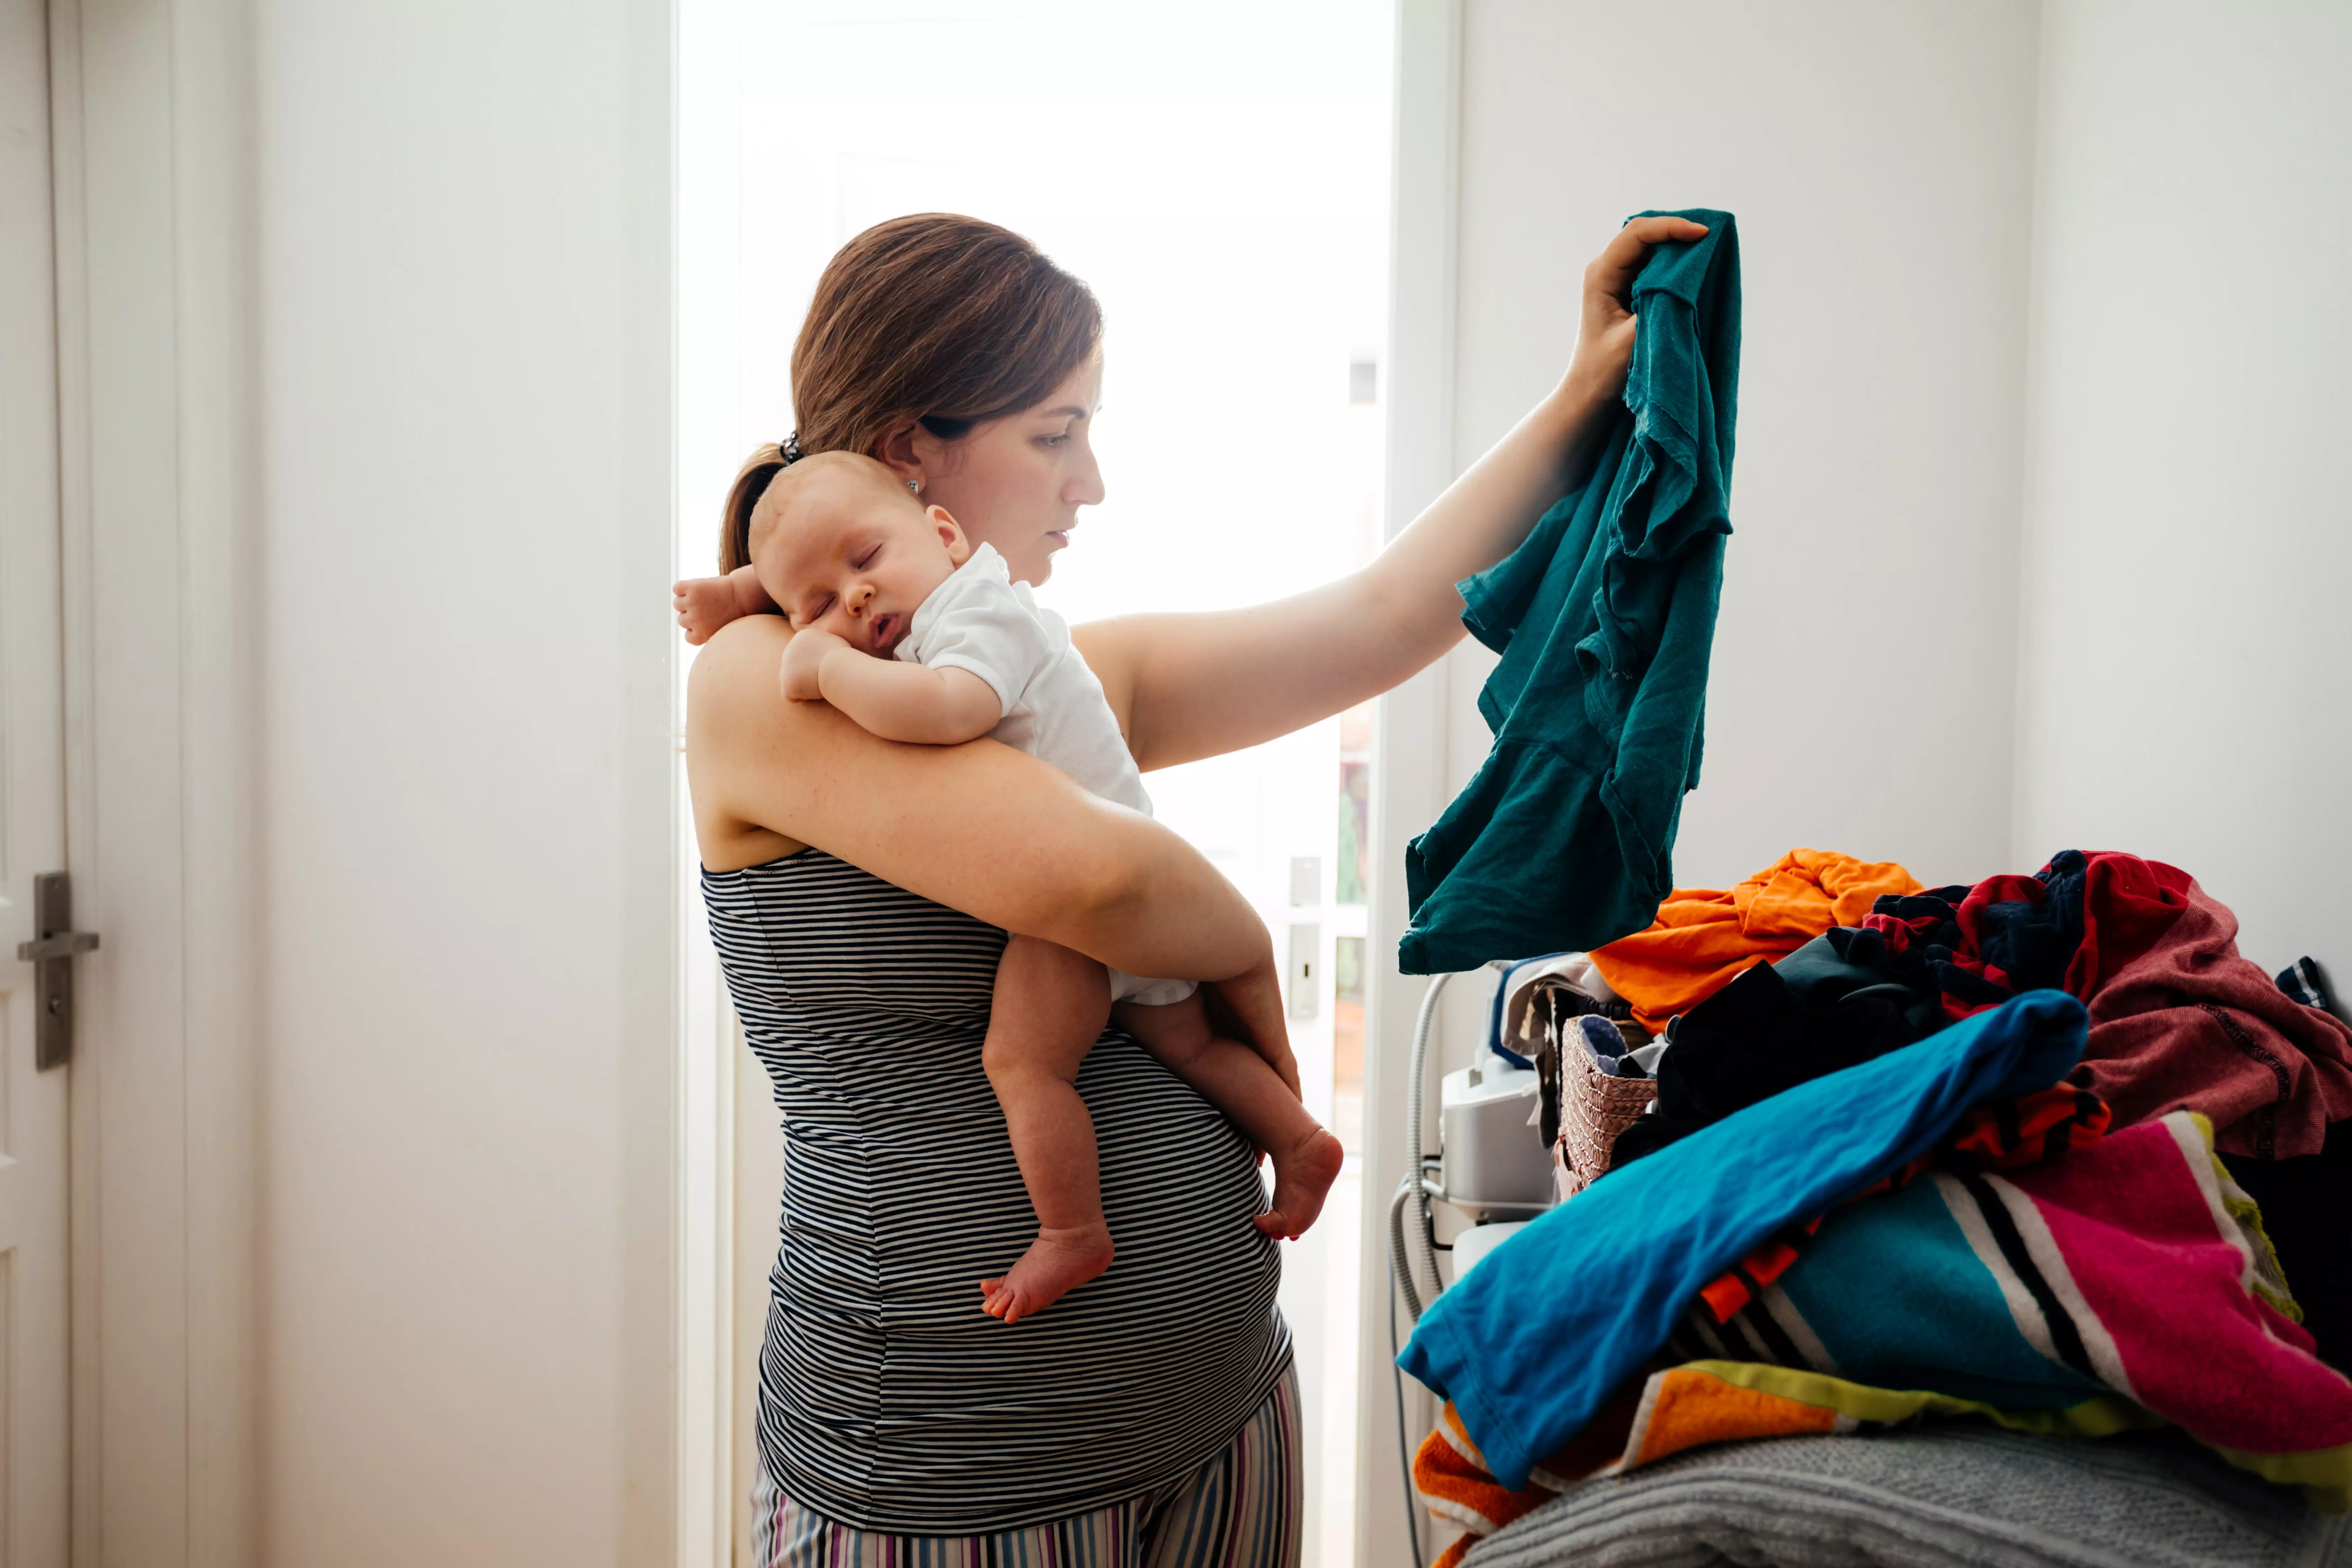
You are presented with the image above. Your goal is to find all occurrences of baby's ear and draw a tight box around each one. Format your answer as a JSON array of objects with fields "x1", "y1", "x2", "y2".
[{"x1": 930, "y1": 506, "x2": 971, "y2": 565}]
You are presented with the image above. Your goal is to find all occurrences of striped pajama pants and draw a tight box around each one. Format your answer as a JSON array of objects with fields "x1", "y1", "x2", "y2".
[{"x1": 753, "y1": 1366, "x2": 1303, "y2": 1568}]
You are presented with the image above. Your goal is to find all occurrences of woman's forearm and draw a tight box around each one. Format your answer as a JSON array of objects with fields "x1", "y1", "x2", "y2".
[
  {"x1": 1088, "y1": 215, "x2": 1708, "y2": 774},
  {"x1": 692, "y1": 616, "x2": 1273, "y2": 982},
  {"x1": 889, "y1": 789, "x2": 1275, "y2": 982},
  {"x1": 1357, "y1": 369, "x2": 1618, "y2": 657},
  {"x1": 1056, "y1": 815, "x2": 1274, "y2": 982},
  {"x1": 1361, "y1": 216, "x2": 1709, "y2": 642},
  {"x1": 1087, "y1": 382, "x2": 1616, "y2": 773}
]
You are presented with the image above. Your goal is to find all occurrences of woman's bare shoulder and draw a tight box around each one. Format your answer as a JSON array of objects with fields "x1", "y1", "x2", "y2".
[
  {"x1": 689, "y1": 612, "x2": 791, "y2": 709},
  {"x1": 686, "y1": 615, "x2": 813, "y2": 869}
]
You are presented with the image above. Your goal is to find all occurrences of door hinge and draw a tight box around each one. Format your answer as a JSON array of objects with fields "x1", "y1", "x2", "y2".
[{"x1": 16, "y1": 871, "x2": 98, "y2": 1070}]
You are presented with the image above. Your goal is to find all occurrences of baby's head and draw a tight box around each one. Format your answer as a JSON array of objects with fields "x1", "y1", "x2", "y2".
[{"x1": 748, "y1": 451, "x2": 971, "y2": 657}]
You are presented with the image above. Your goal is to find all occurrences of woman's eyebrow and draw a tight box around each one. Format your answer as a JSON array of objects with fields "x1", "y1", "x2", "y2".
[{"x1": 1040, "y1": 405, "x2": 1089, "y2": 419}]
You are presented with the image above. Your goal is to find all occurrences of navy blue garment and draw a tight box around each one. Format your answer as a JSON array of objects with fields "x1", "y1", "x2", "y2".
[
  {"x1": 1859, "y1": 850, "x2": 2115, "y2": 1016},
  {"x1": 1400, "y1": 211, "x2": 1740, "y2": 974},
  {"x1": 1397, "y1": 990, "x2": 2090, "y2": 1491},
  {"x1": 1974, "y1": 849, "x2": 2093, "y2": 994},
  {"x1": 2280, "y1": 955, "x2": 2346, "y2": 1021},
  {"x1": 1608, "y1": 938, "x2": 1941, "y2": 1169}
]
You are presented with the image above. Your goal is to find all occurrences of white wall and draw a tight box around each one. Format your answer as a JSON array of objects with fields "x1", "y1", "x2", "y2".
[
  {"x1": 1444, "y1": 0, "x2": 2041, "y2": 895},
  {"x1": 1377, "y1": 7, "x2": 2348, "y2": 1557},
  {"x1": 1409, "y1": 0, "x2": 2048, "y2": 1313},
  {"x1": 2015, "y1": 1, "x2": 2352, "y2": 972},
  {"x1": 1364, "y1": 8, "x2": 2042, "y2": 1565},
  {"x1": 252, "y1": 4, "x2": 677, "y2": 1564},
  {"x1": 1437, "y1": 0, "x2": 2352, "y2": 971}
]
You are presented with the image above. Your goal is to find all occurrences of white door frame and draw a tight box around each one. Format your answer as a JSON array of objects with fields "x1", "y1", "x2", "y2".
[
  {"x1": 2, "y1": 0, "x2": 74, "y2": 1556},
  {"x1": 1357, "y1": 2, "x2": 1463, "y2": 1565},
  {"x1": 49, "y1": 3, "x2": 697, "y2": 1562},
  {"x1": 47, "y1": 0, "x2": 260, "y2": 1561}
]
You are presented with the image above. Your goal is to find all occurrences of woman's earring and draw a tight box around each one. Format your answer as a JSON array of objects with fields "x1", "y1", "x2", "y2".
[{"x1": 906, "y1": 479, "x2": 921, "y2": 494}]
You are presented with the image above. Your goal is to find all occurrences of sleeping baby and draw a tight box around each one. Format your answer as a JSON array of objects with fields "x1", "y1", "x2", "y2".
[{"x1": 681, "y1": 450, "x2": 1343, "y2": 1323}]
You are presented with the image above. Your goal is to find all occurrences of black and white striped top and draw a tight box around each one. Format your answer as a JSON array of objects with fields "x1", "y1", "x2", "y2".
[{"x1": 705, "y1": 850, "x2": 1292, "y2": 1533}]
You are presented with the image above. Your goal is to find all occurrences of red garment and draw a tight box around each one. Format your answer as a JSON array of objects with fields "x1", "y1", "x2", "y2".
[
  {"x1": 1956, "y1": 852, "x2": 2194, "y2": 999},
  {"x1": 1860, "y1": 850, "x2": 2197, "y2": 1026},
  {"x1": 2079, "y1": 880, "x2": 2352, "y2": 1158}
]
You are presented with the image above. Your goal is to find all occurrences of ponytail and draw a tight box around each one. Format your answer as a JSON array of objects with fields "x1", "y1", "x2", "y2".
[{"x1": 716, "y1": 434, "x2": 805, "y2": 574}]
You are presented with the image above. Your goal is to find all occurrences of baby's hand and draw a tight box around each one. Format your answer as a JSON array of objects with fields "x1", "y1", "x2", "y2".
[
  {"x1": 780, "y1": 628, "x2": 851, "y2": 702},
  {"x1": 674, "y1": 575, "x2": 746, "y2": 645}
]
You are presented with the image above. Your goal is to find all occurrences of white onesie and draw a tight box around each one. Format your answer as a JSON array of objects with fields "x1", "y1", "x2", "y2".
[{"x1": 895, "y1": 542, "x2": 1195, "y2": 1007}]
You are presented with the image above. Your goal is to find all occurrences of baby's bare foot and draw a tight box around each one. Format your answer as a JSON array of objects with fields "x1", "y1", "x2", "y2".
[
  {"x1": 977, "y1": 1223, "x2": 1115, "y2": 1325},
  {"x1": 1256, "y1": 1126, "x2": 1346, "y2": 1240}
]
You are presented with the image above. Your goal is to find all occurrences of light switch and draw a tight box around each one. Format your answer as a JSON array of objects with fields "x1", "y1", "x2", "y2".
[{"x1": 1287, "y1": 922, "x2": 1321, "y2": 1021}]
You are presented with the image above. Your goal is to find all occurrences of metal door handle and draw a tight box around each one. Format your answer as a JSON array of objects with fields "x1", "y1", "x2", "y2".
[
  {"x1": 17, "y1": 931, "x2": 98, "y2": 962},
  {"x1": 18, "y1": 872, "x2": 96, "y2": 1070}
]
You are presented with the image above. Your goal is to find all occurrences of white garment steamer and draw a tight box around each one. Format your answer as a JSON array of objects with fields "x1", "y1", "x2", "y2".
[{"x1": 1384, "y1": 965, "x2": 1563, "y2": 1567}]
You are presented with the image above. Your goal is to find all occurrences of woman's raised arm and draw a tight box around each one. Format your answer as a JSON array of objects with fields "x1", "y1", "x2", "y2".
[
  {"x1": 1079, "y1": 215, "x2": 1709, "y2": 774},
  {"x1": 689, "y1": 615, "x2": 1291, "y2": 1067}
]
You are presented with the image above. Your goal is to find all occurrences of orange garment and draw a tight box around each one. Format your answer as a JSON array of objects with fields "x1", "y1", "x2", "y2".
[
  {"x1": 1590, "y1": 849, "x2": 1922, "y2": 1031},
  {"x1": 1413, "y1": 1368, "x2": 1840, "y2": 1567},
  {"x1": 1414, "y1": 1359, "x2": 2146, "y2": 1566}
]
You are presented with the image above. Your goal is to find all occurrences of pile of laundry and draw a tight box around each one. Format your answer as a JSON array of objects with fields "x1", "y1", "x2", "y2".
[{"x1": 1404, "y1": 848, "x2": 2352, "y2": 1568}]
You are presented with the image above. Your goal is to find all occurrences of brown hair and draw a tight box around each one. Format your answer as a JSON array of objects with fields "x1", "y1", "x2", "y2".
[
  {"x1": 744, "y1": 451, "x2": 921, "y2": 561},
  {"x1": 718, "y1": 214, "x2": 1102, "y2": 573}
]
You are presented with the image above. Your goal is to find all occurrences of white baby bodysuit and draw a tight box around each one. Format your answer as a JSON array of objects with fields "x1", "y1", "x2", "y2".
[{"x1": 895, "y1": 543, "x2": 1194, "y2": 1007}]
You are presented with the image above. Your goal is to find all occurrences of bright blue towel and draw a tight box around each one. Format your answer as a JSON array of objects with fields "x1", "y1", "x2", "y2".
[{"x1": 1397, "y1": 989, "x2": 2090, "y2": 1489}]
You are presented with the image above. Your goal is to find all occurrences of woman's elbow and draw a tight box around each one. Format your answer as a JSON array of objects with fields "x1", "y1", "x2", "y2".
[
  {"x1": 1062, "y1": 847, "x2": 1150, "y2": 937},
  {"x1": 1017, "y1": 827, "x2": 1157, "y2": 952}
]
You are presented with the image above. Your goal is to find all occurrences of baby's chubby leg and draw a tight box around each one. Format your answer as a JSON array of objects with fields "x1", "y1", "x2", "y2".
[
  {"x1": 1114, "y1": 991, "x2": 1345, "y2": 1241},
  {"x1": 978, "y1": 934, "x2": 1117, "y2": 1325}
]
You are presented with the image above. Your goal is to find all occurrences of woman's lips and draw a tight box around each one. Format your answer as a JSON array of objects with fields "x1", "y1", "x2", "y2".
[{"x1": 1045, "y1": 531, "x2": 1070, "y2": 550}]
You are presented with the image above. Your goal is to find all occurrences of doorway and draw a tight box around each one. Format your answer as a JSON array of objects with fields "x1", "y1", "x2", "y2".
[
  {"x1": 1, "y1": 0, "x2": 71, "y2": 1557},
  {"x1": 677, "y1": 4, "x2": 1396, "y2": 1561}
]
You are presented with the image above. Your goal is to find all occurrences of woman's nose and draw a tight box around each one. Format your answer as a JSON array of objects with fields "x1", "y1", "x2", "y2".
[{"x1": 1068, "y1": 447, "x2": 1106, "y2": 507}]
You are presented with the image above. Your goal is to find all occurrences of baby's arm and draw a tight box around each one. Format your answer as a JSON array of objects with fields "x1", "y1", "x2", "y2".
[
  {"x1": 782, "y1": 630, "x2": 1002, "y2": 746},
  {"x1": 674, "y1": 565, "x2": 773, "y2": 645}
]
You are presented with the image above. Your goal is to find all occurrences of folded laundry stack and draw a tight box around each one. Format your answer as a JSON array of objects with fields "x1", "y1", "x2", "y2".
[{"x1": 1405, "y1": 846, "x2": 2352, "y2": 1568}]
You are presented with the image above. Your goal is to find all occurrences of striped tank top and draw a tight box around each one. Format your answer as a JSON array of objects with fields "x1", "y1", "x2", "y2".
[{"x1": 705, "y1": 850, "x2": 1293, "y2": 1533}]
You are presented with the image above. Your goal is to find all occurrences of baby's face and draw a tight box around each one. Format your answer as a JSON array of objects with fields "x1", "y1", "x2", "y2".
[{"x1": 754, "y1": 471, "x2": 969, "y2": 658}]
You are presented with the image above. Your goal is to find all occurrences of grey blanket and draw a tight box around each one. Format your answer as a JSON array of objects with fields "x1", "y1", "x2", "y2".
[{"x1": 1460, "y1": 1428, "x2": 2350, "y2": 1568}]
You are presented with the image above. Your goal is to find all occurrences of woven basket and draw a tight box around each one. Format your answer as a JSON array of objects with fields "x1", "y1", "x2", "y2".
[{"x1": 1553, "y1": 1022, "x2": 1657, "y2": 1200}]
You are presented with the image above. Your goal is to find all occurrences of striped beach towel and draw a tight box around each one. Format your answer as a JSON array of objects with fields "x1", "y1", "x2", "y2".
[{"x1": 1417, "y1": 1113, "x2": 2352, "y2": 1563}]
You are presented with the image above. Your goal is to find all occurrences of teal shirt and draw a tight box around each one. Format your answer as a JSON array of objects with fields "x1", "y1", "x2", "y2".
[{"x1": 1400, "y1": 210, "x2": 1740, "y2": 974}]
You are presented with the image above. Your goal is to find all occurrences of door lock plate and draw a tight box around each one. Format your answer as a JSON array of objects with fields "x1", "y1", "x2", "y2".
[{"x1": 16, "y1": 872, "x2": 97, "y2": 1070}]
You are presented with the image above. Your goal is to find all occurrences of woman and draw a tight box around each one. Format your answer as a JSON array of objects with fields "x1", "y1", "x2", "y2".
[{"x1": 688, "y1": 210, "x2": 1706, "y2": 1565}]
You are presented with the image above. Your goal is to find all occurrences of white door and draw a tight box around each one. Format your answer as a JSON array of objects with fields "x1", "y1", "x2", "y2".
[{"x1": 0, "y1": 0, "x2": 74, "y2": 1559}]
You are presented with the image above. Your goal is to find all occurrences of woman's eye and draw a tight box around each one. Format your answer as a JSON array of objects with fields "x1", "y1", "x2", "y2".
[{"x1": 1038, "y1": 434, "x2": 1067, "y2": 449}]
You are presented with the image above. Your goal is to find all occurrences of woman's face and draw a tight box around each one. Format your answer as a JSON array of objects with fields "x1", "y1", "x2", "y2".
[{"x1": 900, "y1": 357, "x2": 1106, "y2": 586}]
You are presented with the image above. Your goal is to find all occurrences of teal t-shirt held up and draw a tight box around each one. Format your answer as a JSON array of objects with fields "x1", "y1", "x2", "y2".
[{"x1": 1400, "y1": 210, "x2": 1740, "y2": 975}]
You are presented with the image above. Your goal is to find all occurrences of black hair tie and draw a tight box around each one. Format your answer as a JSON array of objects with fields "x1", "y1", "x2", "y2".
[{"x1": 778, "y1": 432, "x2": 805, "y2": 466}]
